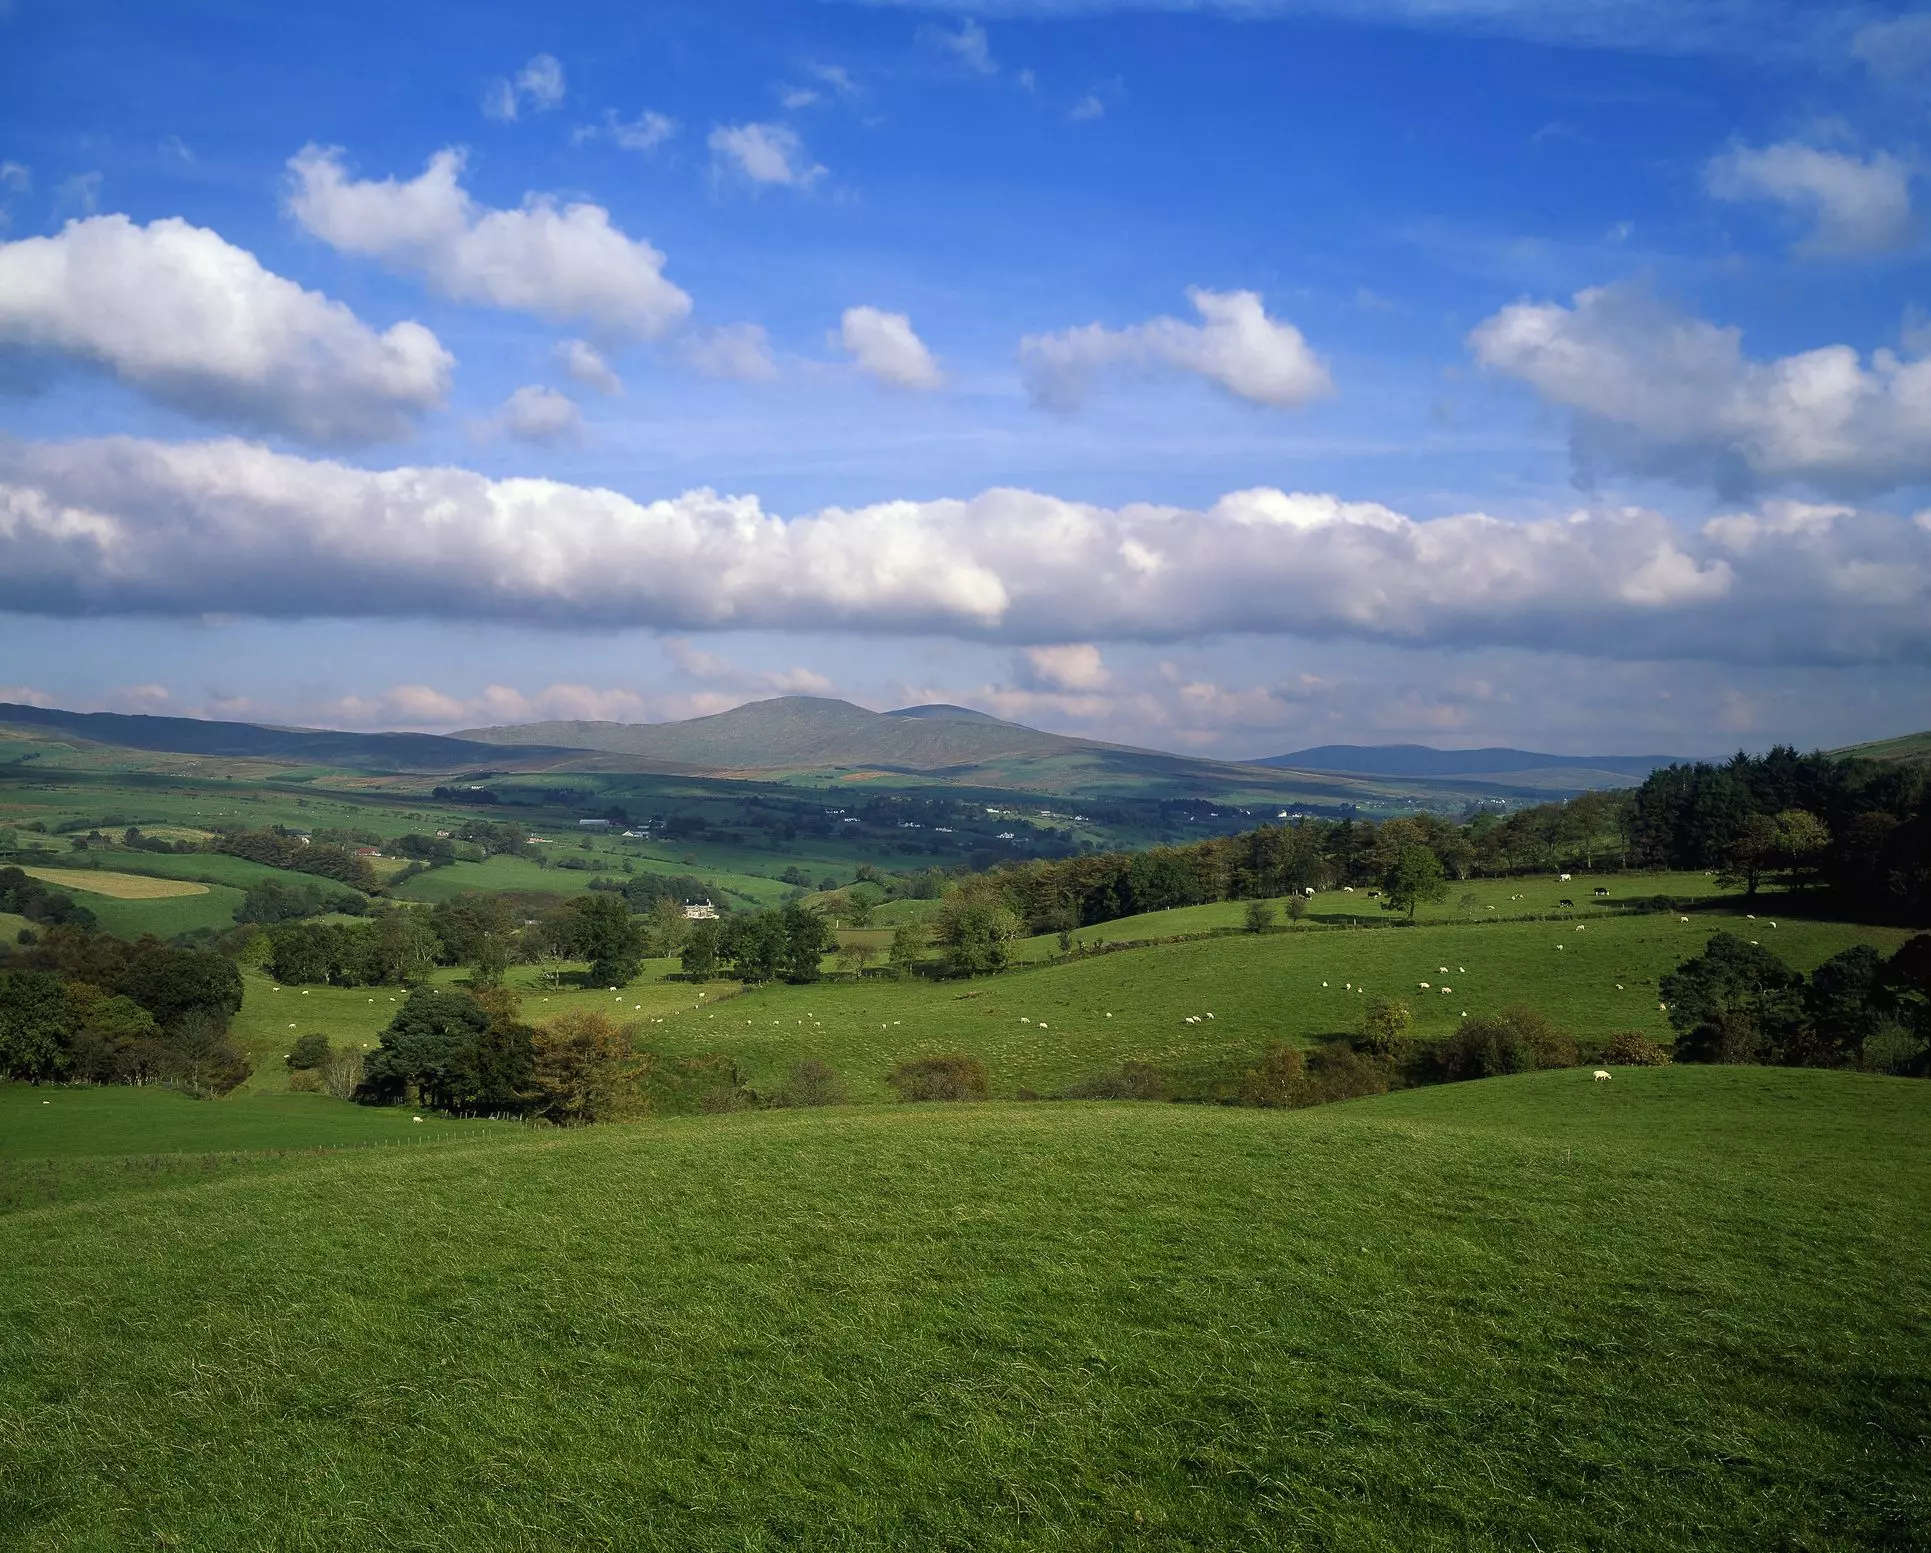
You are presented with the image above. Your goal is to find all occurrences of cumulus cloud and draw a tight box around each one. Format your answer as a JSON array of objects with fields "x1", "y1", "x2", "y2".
[
  {"x1": 1019, "y1": 644, "x2": 1110, "y2": 692},
  {"x1": 9, "y1": 434, "x2": 1931, "y2": 666},
  {"x1": 683, "y1": 322, "x2": 780, "y2": 382},
  {"x1": 554, "y1": 338, "x2": 621, "y2": 395},
  {"x1": 837, "y1": 306, "x2": 943, "y2": 390},
  {"x1": 483, "y1": 53, "x2": 566, "y2": 122},
  {"x1": 53, "y1": 172, "x2": 102, "y2": 216},
  {"x1": 572, "y1": 109, "x2": 677, "y2": 153},
  {"x1": 1470, "y1": 283, "x2": 1931, "y2": 496},
  {"x1": 0, "y1": 215, "x2": 451, "y2": 444},
  {"x1": 0, "y1": 162, "x2": 28, "y2": 193},
  {"x1": 1021, "y1": 289, "x2": 1333, "y2": 412},
  {"x1": 707, "y1": 123, "x2": 826, "y2": 190},
  {"x1": 1706, "y1": 141, "x2": 1915, "y2": 256},
  {"x1": 286, "y1": 145, "x2": 691, "y2": 339},
  {"x1": 492, "y1": 385, "x2": 580, "y2": 445}
]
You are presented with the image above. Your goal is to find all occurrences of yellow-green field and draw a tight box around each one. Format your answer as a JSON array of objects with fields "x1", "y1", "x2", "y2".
[{"x1": 21, "y1": 866, "x2": 210, "y2": 900}]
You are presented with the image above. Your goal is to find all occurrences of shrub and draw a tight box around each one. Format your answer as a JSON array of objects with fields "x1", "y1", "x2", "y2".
[
  {"x1": 1239, "y1": 1044, "x2": 1311, "y2": 1108},
  {"x1": 773, "y1": 1058, "x2": 847, "y2": 1108},
  {"x1": 287, "y1": 1069, "x2": 322, "y2": 1093},
  {"x1": 1434, "y1": 1005, "x2": 1579, "y2": 1082},
  {"x1": 286, "y1": 1032, "x2": 332, "y2": 1071},
  {"x1": 1305, "y1": 1040, "x2": 1393, "y2": 1101},
  {"x1": 1358, "y1": 997, "x2": 1414, "y2": 1058},
  {"x1": 1284, "y1": 894, "x2": 1306, "y2": 923},
  {"x1": 1861, "y1": 1023, "x2": 1930, "y2": 1078},
  {"x1": 1244, "y1": 900, "x2": 1277, "y2": 933},
  {"x1": 887, "y1": 1052, "x2": 990, "y2": 1102},
  {"x1": 1601, "y1": 1029, "x2": 1671, "y2": 1067},
  {"x1": 1060, "y1": 1060, "x2": 1170, "y2": 1101},
  {"x1": 319, "y1": 1047, "x2": 365, "y2": 1100},
  {"x1": 530, "y1": 1011, "x2": 646, "y2": 1125}
]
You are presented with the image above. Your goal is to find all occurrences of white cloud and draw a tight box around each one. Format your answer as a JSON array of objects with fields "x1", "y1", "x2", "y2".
[
  {"x1": 683, "y1": 322, "x2": 780, "y2": 382},
  {"x1": 1851, "y1": 13, "x2": 1931, "y2": 83},
  {"x1": 53, "y1": 171, "x2": 101, "y2": 215},
  {"x1": 837, "y1": 306, "x2": 942, "y2": 390},
  {"x1": 1470, "y1": 283, "x2": 1931, "y2": 496},
  {"x1": 936, "y1": 19, "x2": 997, "y2": 73},
  {"x1": 572, "y1": 109, "x2": 677, "y2": 153},
  {"x1": 286, "y1": 145, "x2": 691, "y2": 339},
  {"x1": 1019, "y1": 644, "x2": 1110, "y2": 691},
  {"x1": 0, "y1": 215, "x2": 451, "y2": 443},
  {"x1": 707, "y1": 123, "x2": 826, "y2": 191},
  {"x1": 554, "y1": 338, "x2": 621, "y2": 395},
  {"x1": 1069, "y1": 94, "x2": 1105, "y2": 122},
  {"x1": 0, "y1": 162, "x2": 28, "y2": 193},
  {"x1": 483, "y1": 53, "x2": 566, "y2": 122},
  {"x1": 11, "y1": 434, "x2": 1931, "y2": 667},
  {"x1": 1021, "y1": 288, "x2": 1333, "y2": 412},
  {"x1": 493, "y1": 384, "x2": 581, "y2": 445},
  {"x1": 1706, "y1": 141, "x2": 1915, "y2": 256}
]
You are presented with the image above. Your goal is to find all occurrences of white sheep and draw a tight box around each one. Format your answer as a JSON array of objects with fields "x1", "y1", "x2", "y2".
[
  {"x1": 1559, "y1": 873, "x2": 1572, "y2": 882},
  {"x1": 1592, "y1": 1070, "x2": 1611, "y2": 1083}
]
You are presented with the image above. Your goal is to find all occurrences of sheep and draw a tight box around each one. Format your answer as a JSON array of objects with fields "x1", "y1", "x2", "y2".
[
  {"x1": 1592, "y1": 1070, "x2": 1611, "y2": 1083},
  {"x1": 1419, "y1": 981, "x2": 1431, "y2": 989},
  {"x1": 1343, "y1": 886, "x2": 1355, "y2": 893},
  {"x1": 413, "y1": 1115, "x2": 424, "y2": 1122},
  {"x1": 1303, "y1": 886, "x2": 1315, "y2": 898},
  {"x1": 1440, "y1": 987, "x2": 1451, "y2": 994},
  {"x1": 1559, "y1": 873, "x2": 1572, "y2": 882}
]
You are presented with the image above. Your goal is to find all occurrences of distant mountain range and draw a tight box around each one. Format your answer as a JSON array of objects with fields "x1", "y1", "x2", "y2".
[
  {"x1": 1, "y1": 695, "x2": 1722, "y2": 804},
  {"x1": 1254, "y1": 743, "x2": 1690, "y2": 785},
  {"x1": 455, "y1": 697, "x2": 1080, "y2": 772}
]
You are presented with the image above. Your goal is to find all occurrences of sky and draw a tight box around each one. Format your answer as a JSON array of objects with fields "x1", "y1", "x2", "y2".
[{"x1": 2, "y1": 0, "x2": 1929, "y2": 759}]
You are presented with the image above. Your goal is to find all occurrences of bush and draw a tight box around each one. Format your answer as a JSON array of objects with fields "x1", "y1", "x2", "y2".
[
  {"x1": 1244, "y1": 900, "x2": 1277, "y2": 933},
  {"x1": 530, "y1": 1011, "x2": 645, "y2": 1125},
  {"x1": 1239, "y1": 1044, "x2": 1310, "y2": 1108},
  {"x1": 1861, "y1": 1023, "x2": 1930, "y2": 1077},
  {"x1": 886, "y1": 1052, "x2": 990, "y2": 1102},
  {"x1": 1434, "y1": 1005, "x2": 1579, "y2": 1082},
  {"x1": 1060, "y1": 1060, "x2": 1169, "y2": 1101},
  {"x1": 1359, "y1": 997, "x2": 1414, "y2": 1058},
  {"x1": 1305, "y1": 1040, "x2": 1393, "y2": 1102},
  {"x1": 319, "y1": 1047, "x2": 365, "y2": 1099},
  {"x1": 287, "y1": 1069, "x2": 322, "y2": 1093},
  {"x1": 286, "y1": 1032, "x2": 331, "y2": 1071},
  {"x1": 1600, "y1": 1029, "x2": 1671, "y2": 1066},
  {"x1": 772, "y1": 1058, "x2": 846, "y2": 1108}
]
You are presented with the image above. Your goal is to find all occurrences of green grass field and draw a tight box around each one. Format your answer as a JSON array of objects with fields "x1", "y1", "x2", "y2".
[
  {"x1": 48, "y1": 878, "x2": 247, "y2": 940},
  {"x1": 1, "y1": 1066, "x2": 1924, "y2": 1550}
]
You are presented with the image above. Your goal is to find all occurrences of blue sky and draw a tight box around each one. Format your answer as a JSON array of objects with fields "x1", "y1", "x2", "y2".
[{"x1": 2, "y1": 0, "x2": 1929, "y2": 756}]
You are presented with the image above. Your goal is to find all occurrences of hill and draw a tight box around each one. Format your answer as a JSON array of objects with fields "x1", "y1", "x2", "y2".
[
  {"x1": 0, "y1": 702, "x2": 587, "y2": 774},
  {"x1": 456, "y1": 695, "x2": 1075, "y2": 770},
  {"x1": 1255, "y1": 742, "x2": 1687, "y2": 787},
  {"x1": 1835, "y1": 729, "x2": 1931, "y2": 764},
  {"x1": 3, "y1": 1067, "x2": 1924, "y2": 1549}
]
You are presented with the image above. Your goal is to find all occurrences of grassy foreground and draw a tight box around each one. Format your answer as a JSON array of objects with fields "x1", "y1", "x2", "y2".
[{"x1": 2, "y1": 1067, "x2": 1926, "y2": 1550}]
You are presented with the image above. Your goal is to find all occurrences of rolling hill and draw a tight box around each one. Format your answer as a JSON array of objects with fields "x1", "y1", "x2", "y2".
[
  {"x1": 1836, "y1": 730, "x2": 1931, "y2": 764},
  {"x1": 1256, "y1": 742, "x2": 1689, "y2": 790},
  {"x1": 0, "y1": 702, "x2": 588, "y2": 774}
]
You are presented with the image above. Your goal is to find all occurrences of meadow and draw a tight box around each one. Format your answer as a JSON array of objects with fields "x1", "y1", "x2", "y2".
[
  {"x1": 1, "y1": 1066, "x2": 1924, "y2": 1550},
  {"x1": 211, "y1": 901, "x2": 1909, "y2": 1104}
]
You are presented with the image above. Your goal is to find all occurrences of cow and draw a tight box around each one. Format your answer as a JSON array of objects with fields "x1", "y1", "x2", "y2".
[
  {"x1": 1559, "y1": 898, "x2": 1574, "y2": 908},
  {"x1": 1593, "y1": 887, "x2": 1609, "y2": 897}
]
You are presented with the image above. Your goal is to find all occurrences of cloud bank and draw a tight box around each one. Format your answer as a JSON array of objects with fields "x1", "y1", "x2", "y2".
[
  {"x1": 4, "y1": 435, "x2": 1929, "y2": 666},
  {"x1": 1471, "y1": 284, "x2": 1931, "y2": 496},
  {"x1": 286, "y1": 146, "x2": 691, "y2": 338},
  {"x1": 0, "y1": 215, "x2": 451, "y2": 444},
  {"x1": 1021, "y1": 289, "x2": 1332, "y2": 412}
]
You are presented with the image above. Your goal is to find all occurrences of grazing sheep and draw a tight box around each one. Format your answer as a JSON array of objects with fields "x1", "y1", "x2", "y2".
[
  {"x1": 413, "y1": 1115, "x2": 424, "y2": 1122},
  {"x1": 1303, "y1": 886, "x2": 1316, "y2": 897},
  {"x1": 1559, "y1": 873, "x2": 1572, "y2": 882},
  {"x1": 1343, "y1": 886, "x2": 1355, "y2": 893},
  {"x1": 1592, "y1": 1071, "x2": 1611, "y2": 1083},
  {"x1": 1440, "y1": 987, "x2": 1451, "y2": 994}
]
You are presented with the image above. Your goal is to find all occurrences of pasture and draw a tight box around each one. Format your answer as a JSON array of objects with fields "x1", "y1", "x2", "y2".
[
  {"x1": 1, "y1": 1066, "x2": 1924, "y2": 1550},
  {"x1": 20, "y1": 866, "x2": 209, "y2": 900}
]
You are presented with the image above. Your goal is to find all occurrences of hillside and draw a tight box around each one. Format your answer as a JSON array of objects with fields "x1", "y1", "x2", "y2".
[
  {"x1": 457, "y1": 695, "x2": 1075, "y2": 770},
  {"x1": 1836, "y1": 729, "x2": 1931, "y2": 764},
  {"x1": 1257, "y1": 743, "x2": 1687, "y2": 787},
  {"x1": 3, "y1": 1068, "x2": 1924, "y2": 1550},
  {"x1": 0, "y1": 702, "x2": 588, "y2": 774}
]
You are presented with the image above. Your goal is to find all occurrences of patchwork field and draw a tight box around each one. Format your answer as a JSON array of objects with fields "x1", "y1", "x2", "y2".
[
  {"x1": 2, "y1": 1067, "x2": 1924, "y2": 1550},
  {"x1": 20, "y1": 866, "x2": 209, "y2": 899}
]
